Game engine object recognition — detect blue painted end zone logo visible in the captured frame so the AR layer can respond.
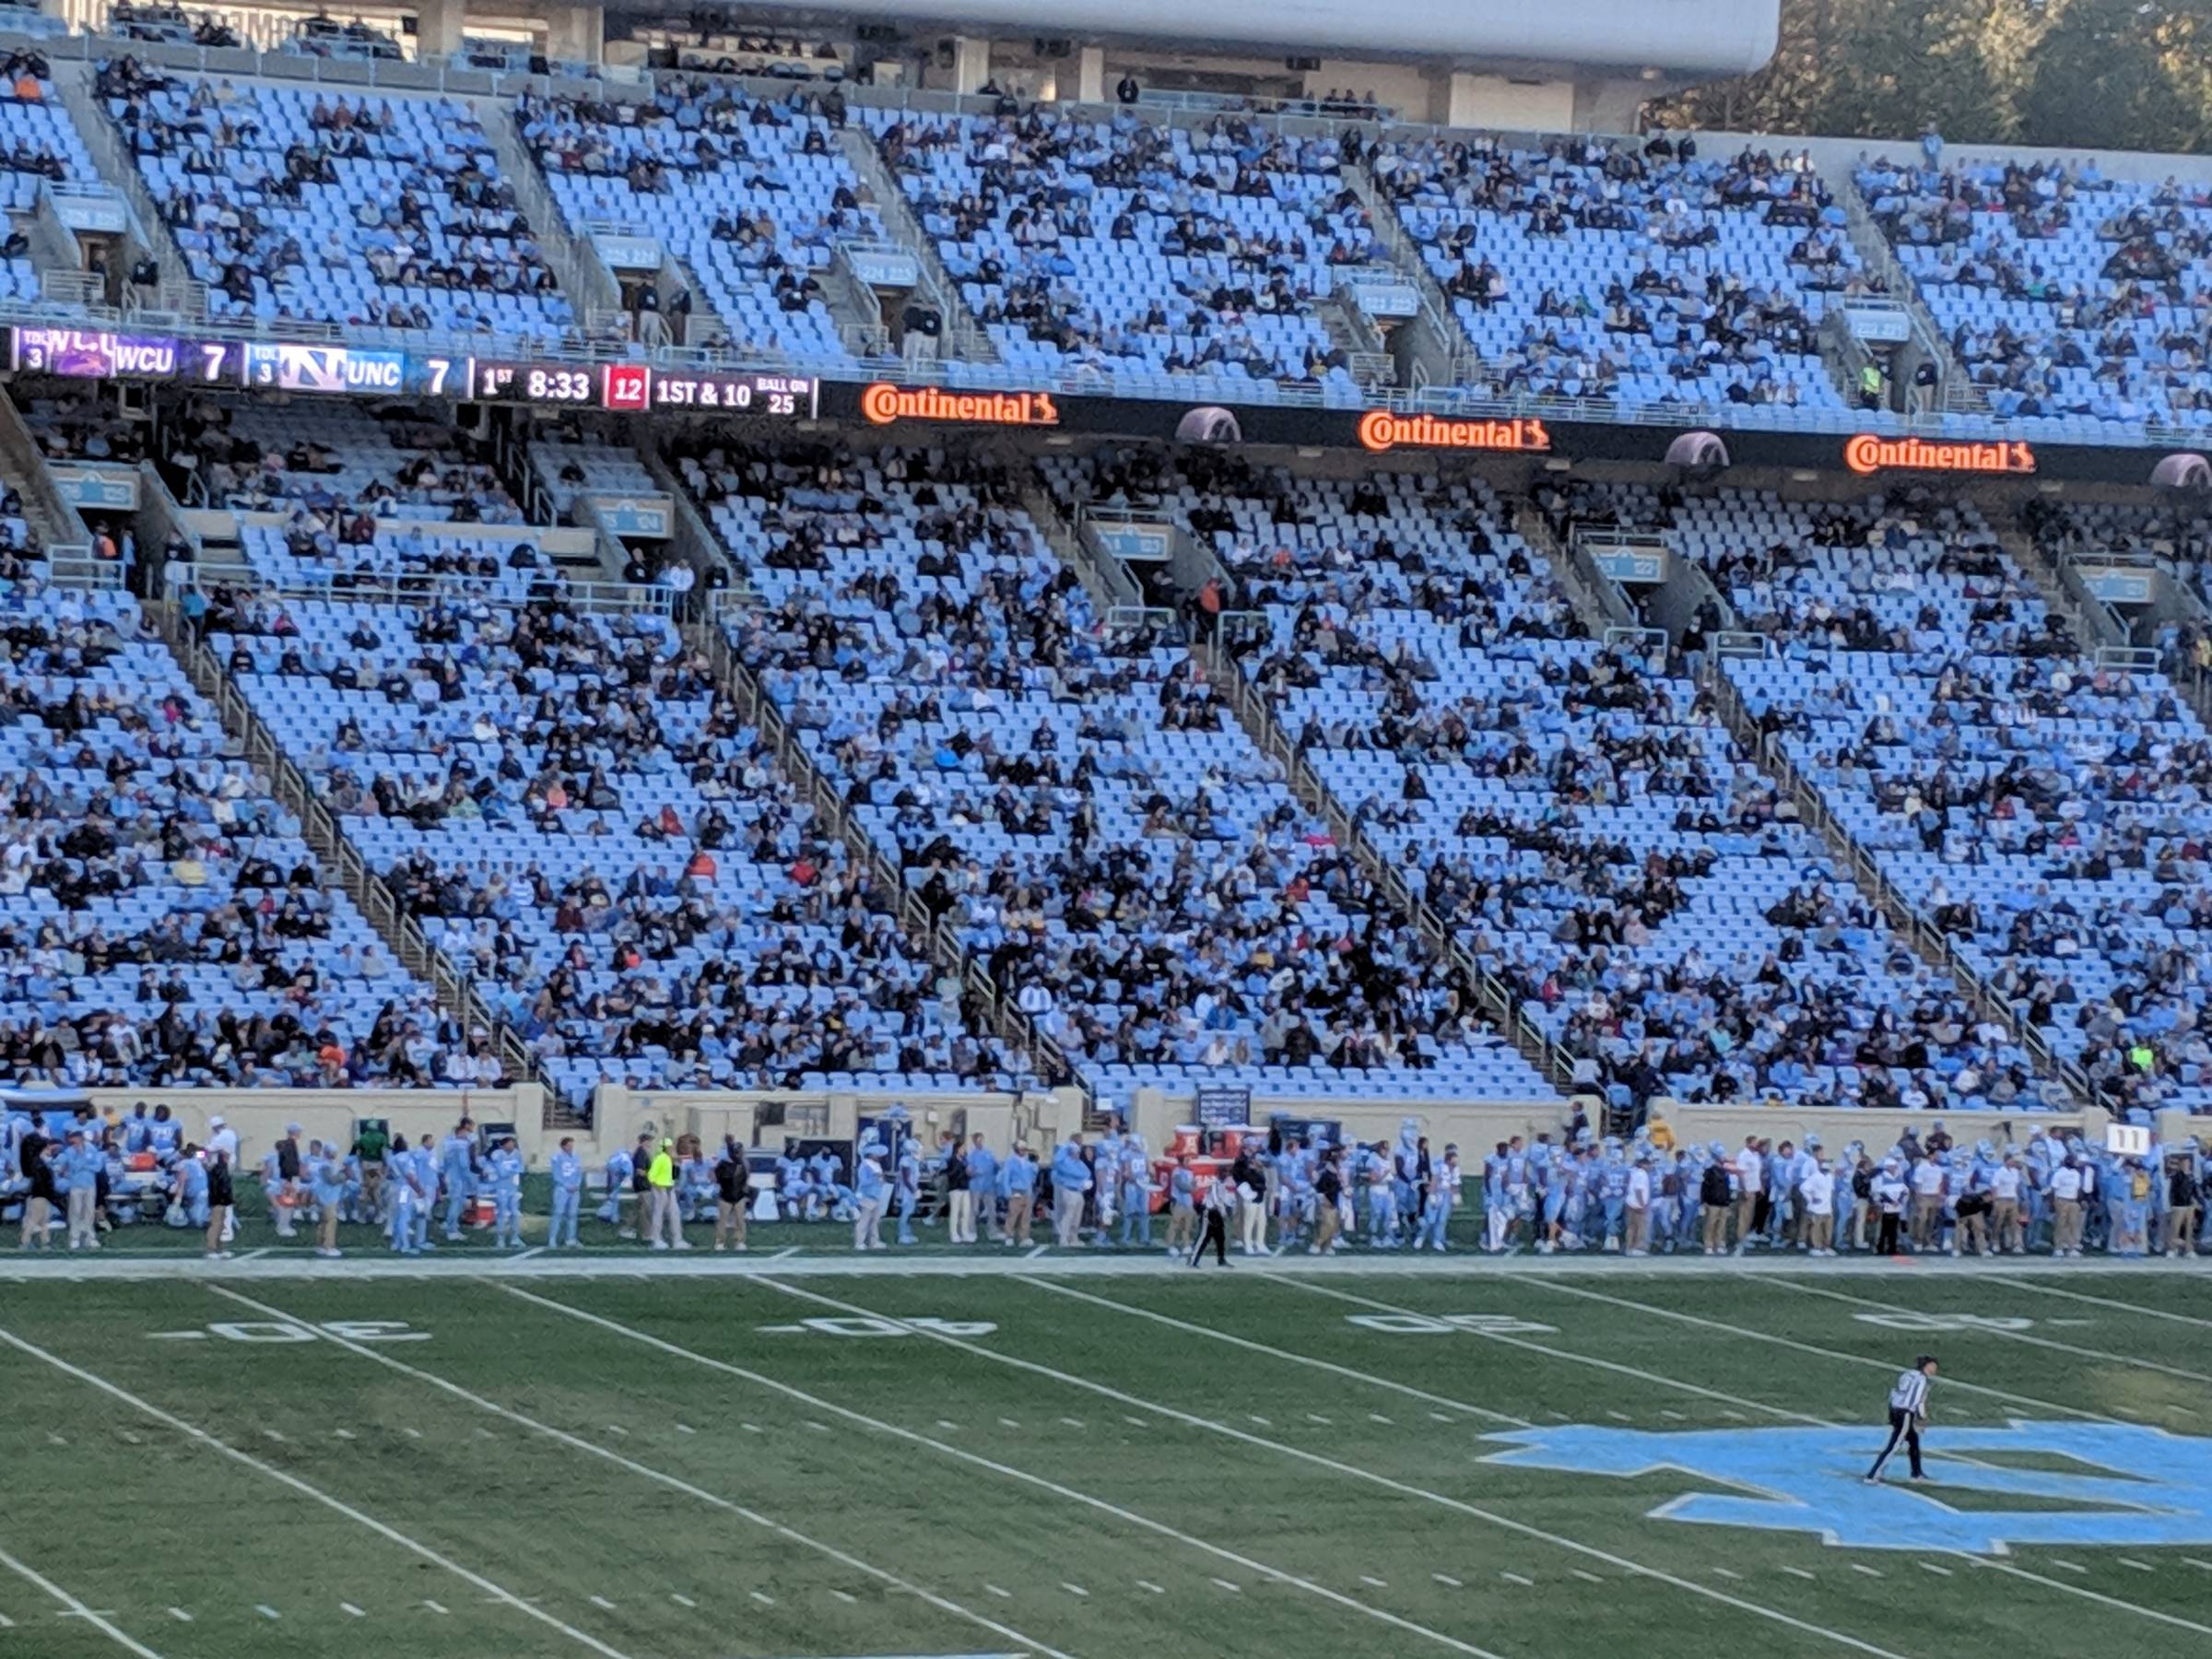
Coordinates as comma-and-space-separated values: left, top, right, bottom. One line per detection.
1481, 1422, 2212, 1554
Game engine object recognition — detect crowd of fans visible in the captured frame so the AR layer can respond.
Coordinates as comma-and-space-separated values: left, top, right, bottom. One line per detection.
98, 56, 571, 336
697, 440, 1540, 1101
523, 80, 875, 361
1856, 153, 2212, 429
1375, 135, 1872, 412
869, 105, 1376, 394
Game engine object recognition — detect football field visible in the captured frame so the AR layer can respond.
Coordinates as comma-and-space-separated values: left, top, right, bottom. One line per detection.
3, 1253, 2210, 1659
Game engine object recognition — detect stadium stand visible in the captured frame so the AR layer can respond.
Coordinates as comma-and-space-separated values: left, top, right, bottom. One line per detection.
194, 562, 1010, 1109
1372, 133, 1870, 423
1073, 450, 2043, 1114
1854, 152, 2212, 435
523, 81, 877, 363
0, 492, 474, 1088
689, 439, 1547, 1104
96, 56, 571, 337
867, 106, 1377, 402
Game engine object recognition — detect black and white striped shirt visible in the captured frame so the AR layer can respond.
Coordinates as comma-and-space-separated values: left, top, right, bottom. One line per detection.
1888, 1369, 1931, 1417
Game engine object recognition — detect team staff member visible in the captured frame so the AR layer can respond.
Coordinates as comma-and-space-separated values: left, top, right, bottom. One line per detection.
1865, 1355, 1937, 1484
1190, 1173, 1234, 1268
205, 1149, 236, 1261
713, 1136, 749, 1253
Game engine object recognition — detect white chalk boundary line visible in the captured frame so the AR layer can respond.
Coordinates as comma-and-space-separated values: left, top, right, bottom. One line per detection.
1759, 1276, 2212, 1387
1990, 1277, 2212, 1333
5, 1252, 2210, 1284
754, 1277, 1910, 1659
0, 1542, 165, 1658
1468, 1277, 2212, 1639
0, 1322, 633, 1659
485, 1280, 1506, 1659
203, 1286, 1075, 1659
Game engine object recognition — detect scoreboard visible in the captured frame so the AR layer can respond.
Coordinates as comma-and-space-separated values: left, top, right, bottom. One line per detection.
5, 327, 818, 420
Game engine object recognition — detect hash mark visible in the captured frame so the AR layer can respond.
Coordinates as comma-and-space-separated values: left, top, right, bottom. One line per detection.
1059, 1417, 1085, 1429
1500, 1571, 1535, 1586
1248, 1415, 1272, 1427
1210, 1579, 1241, 1594
2050, 1560, 2088, 1574
1137, 1581, 1166, 1594
334, 1429, 356, 1440
590, 1596, 618, 1611
403, 1428, 422, 1440
1712, 1567, 1742, 1580
750, 1592, 775, 1606
341, 1603, 365, 1618
1308, 1414, 1332, 1424
832, 1590, 857, 1605
605, 1425, 629, 1437
1428, 1412, 1453, 1423
1660, 1410, 1687, 1421
1432, 1573, 1462, 1587
262, 1429, 287, 1442
1571, 1570, 1604, 1584
1062, 1583, 1088, 1597
675, 1424, 696, 1435
1919, 1563, 1952, 1577
937, 1419, 959, 1430
422, 1600, 448, 1615
742, 1423, 761, 1434
998, 1418, 1020, 1429
2118, 1559, 2156, 1572
167, 1608, 194, 1623
1369, 1413, 1393, 1425
1605, 1410, 1632, 1423
1359, 1574, 1387, 1588
1851, 1565, 1884, 1578
670, 1594, 696, 1608
1782, 1567, 1816, 1581
805, 1421, 830, 1434
984, 1585, 1010, 1599
255, 1605, 281, 1620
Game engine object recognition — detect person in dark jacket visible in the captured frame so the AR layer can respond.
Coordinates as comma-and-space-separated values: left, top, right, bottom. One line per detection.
943, 1134, 973, 1244
205, 1150, 235, 1260
712, 1135, 748, 1253
18, 1128, 55, 1250
2167, 1159, 2201, 1258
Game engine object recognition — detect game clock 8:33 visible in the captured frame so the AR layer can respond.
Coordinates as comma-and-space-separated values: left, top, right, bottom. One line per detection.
467, 360, 597, 404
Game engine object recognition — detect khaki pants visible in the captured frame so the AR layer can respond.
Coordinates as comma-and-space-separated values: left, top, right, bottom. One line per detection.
317, 1203, 340, 1253
1053, 1186, 1085, 1247
1312, 1205, 1340, 1253
650, 1186, 682, 1246
1805, 1212, 1833, 1253
1701, 1205, 1729, 1253
948, 1189, 975, 1244
2052, 1197, 2083, 1253
715, 1198, 747, 1251
1959, 1209, 1989, 1255
18, 1193, 50, 1249
1625, 1207, 1649, 1253
206, 1204, 229, 1255
1991, 1197, 2021, 1253
1851, 1204, 1869, 1251
66, 1185, 98, 1248
1164, 1200, 1195, 1253
2166, 1204, 2197, 1257
1733, 1194, 1758, 1247
1004, 1192, 1032, 1244
360, 1162, 383, 1221
1239, 1196, 1268, 1253
1910, 1194, 1941, 1248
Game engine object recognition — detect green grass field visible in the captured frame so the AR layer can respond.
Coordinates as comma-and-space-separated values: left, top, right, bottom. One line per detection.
3, 1251, 2211, 1659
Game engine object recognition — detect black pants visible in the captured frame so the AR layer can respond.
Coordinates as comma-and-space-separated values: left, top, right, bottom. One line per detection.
1877, 1211, 1901, 1255
1866, 1407, 1924, 1480
1191, 1211, 1228, 1266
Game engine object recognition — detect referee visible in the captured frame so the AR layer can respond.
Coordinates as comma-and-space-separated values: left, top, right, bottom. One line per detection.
1190, 1176, 1234, 1268
1864, 1354, 1936, 1484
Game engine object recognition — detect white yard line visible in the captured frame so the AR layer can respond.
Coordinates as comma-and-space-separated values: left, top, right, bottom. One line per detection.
1023, 1279, 1528, 1427
0, 1322, 630, 1659
1525, 1279, 2131, 1425
0, 1544, 165, 1659
756, 1277, 1908, 1659
1991, 1277, 2212, 1332
486, 1281, 1510, 1659
1760, 1277, 2212, 1390
204, 1287, 1076, 1659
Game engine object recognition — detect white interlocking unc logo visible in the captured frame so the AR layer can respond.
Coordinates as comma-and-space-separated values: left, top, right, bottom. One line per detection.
1481, 1422, 2212, 1553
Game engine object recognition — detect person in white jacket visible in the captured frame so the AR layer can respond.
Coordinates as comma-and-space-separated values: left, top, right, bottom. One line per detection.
1624, 1153, 1653, 1256
1802, 1156, 1838, 1255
